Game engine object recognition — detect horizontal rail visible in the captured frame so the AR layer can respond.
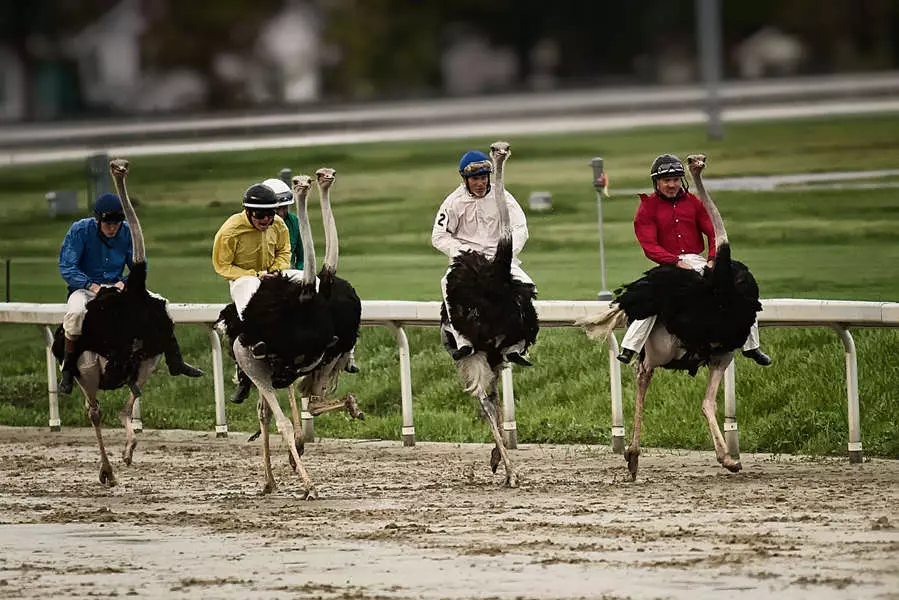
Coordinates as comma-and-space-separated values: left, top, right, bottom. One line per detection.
1, 298, 895, 462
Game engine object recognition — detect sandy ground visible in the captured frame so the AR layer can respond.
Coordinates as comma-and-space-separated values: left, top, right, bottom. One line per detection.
0, 426, 896, 600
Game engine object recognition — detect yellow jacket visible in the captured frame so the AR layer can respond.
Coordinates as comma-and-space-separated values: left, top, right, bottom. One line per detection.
212, 212, 291, 281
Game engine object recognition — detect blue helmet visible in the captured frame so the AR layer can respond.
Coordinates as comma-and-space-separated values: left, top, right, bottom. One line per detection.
458, 150, 492, 178
93, 193, 125, 223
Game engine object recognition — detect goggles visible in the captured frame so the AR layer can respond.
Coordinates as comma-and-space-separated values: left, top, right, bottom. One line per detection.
250, 208, 276, 220
460, 160, 492, 177
98, 212, 125, 224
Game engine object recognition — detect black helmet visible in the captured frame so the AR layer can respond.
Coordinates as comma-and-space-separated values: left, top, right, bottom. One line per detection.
650, 154, 685, 180
242, 182, 280, 209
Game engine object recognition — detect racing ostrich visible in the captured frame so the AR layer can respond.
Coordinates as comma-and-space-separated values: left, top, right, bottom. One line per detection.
230, 175, 342, 498
295, 168, 362, 416
52, 159, 190, 486
579, 154, 761, 480
441, 141, 539, 488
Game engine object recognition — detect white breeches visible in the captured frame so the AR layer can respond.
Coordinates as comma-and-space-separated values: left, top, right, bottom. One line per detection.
63, 287, 167, 339
230, 269, 306, 319
620, 253, 760, 353
440, 262, 533, 350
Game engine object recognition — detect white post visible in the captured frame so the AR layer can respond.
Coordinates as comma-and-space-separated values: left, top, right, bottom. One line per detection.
209, 328, 228, 438
834, 327, 862, 463
723, 357, 739, 459
500, 365, 517, 449
131, 396, 143, 432
42, 326, 61, 431
387, 323, 415, 446
607, 332, 625, 454
301, 395, 314, 443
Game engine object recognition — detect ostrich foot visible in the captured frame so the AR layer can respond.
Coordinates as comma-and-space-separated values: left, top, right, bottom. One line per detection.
300, 484, 318, 501
122, 439, 138, 466
260, 481, 277, 495
99, 463, 117, 487
490, 446, 501, 474
505, 470, 519, 488
345, 393, 364, 420
288, 440, 305, 471
624, 446, 640, 481
722, 456, 743, 473
247, 431, 261, 443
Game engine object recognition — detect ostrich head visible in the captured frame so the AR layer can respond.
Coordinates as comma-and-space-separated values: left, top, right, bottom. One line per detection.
315, 168, 336, 191
291, 175, 312, 196
110, 158, 129, 179
686, 154, 707, 175
490, 141, 511, 167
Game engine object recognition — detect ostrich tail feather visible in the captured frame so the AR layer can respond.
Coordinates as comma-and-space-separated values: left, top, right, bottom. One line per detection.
456, 352, 494, 399
576, 307, 628, 341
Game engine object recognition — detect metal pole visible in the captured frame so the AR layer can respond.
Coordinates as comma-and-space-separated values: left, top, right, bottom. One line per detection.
696, 0, 724, 140
834, 327, 862, 463
723, 357, 740, 459
387, 322, 415, 447
42, 326, 61, 431
607, 333, 625, 454
209, 328, 228, 438
4, 258, 9, 302
500, 365, 517, 449
590, 157, 613, 300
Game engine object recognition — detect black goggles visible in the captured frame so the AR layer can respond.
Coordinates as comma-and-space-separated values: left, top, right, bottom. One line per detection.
98, 212, 125, 224
250, 208, 276, 220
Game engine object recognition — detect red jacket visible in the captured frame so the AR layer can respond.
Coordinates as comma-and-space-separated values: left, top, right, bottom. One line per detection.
634, 190, 716, 265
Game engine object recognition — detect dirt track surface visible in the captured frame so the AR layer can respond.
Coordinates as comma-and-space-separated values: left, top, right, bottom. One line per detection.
0, 426, 896, 600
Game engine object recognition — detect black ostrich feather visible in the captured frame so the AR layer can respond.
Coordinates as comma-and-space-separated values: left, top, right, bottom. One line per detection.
613, 244, 761, 362
52, 262, 173, 390
443, 238, 539, 368
219, 274, 335, 388
318, 267, 361, 367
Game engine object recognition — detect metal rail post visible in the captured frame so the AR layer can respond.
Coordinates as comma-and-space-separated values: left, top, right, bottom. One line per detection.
209, 328, 228, 438
387, 323, 415, 446
42, 326, 61, 431
607, 332, 625, 453
500, 365, 517, 448
723, 357, 740, 459
833, 327, 862, 463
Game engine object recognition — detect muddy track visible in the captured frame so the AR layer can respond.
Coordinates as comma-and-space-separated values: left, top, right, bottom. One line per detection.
0, 426, 896, 599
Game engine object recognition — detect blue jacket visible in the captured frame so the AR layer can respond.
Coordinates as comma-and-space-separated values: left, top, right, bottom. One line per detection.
59, 218, 134, 297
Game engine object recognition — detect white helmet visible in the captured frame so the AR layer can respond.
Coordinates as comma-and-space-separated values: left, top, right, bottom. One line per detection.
262, 178, 293, 207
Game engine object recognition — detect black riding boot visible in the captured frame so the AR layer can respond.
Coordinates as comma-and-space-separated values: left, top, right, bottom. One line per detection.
58, 337, 80, 394
232, 367, 252, 404
165, 336, 204, 377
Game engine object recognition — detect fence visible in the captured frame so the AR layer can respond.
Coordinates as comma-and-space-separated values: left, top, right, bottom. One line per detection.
1, 299, 897, 463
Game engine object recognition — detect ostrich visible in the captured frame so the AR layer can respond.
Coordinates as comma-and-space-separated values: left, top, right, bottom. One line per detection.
51, 159, 195, 486
295, 168, 363, 418
228, 175, 344, 497
579, 154, 761, 480
441, 141, 539, 488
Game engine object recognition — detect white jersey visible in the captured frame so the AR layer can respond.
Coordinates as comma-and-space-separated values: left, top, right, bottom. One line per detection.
431, 183, 529, 262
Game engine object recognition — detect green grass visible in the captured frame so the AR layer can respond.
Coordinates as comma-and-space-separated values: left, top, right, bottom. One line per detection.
1, 113, 898, 457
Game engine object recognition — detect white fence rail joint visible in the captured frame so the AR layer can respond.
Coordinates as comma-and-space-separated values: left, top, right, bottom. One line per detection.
1, 299, 897, 462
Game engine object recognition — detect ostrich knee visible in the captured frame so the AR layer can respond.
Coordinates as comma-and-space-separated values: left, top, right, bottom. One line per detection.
88, 405, 102, 427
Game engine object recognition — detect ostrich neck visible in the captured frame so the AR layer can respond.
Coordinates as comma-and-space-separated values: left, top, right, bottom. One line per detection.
112, 176, 146, 263
295, 191, 317, 284
692, 171, 728, 249
492, 159, 511, 236
319, 186, 338, 273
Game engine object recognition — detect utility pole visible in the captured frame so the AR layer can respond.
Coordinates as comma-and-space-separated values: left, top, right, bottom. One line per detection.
696, 0, 724, 140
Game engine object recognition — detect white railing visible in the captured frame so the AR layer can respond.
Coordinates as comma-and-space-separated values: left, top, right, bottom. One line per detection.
1, 299, 897, 463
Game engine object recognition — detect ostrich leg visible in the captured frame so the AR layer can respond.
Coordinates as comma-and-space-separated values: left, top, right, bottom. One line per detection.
258, 396, 277, 494
85, 391, 115, 487
701, 364, 742, 473
120, 358, 158, 466
488, 380, 505, 474
259, 386, 317, 499
287, 384, 305, 469
626, 364, 654, 481
479, 392, 518, 488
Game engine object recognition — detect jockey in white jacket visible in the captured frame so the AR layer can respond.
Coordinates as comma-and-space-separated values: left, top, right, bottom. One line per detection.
431, 149, 534, 366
